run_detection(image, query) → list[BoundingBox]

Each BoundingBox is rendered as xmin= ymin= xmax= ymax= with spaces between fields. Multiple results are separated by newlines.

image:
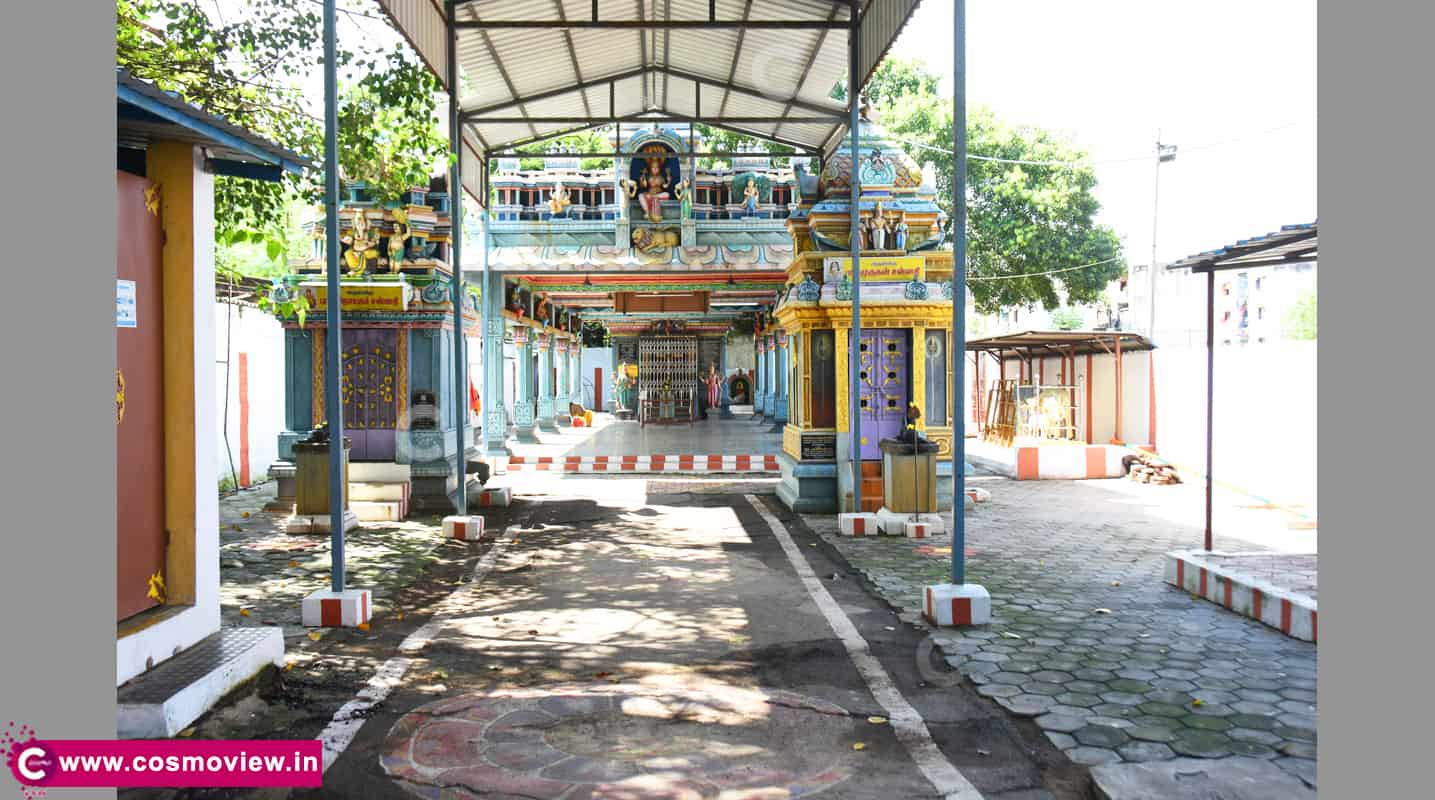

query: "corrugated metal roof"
xmin=377 ymin=0 xmax=922 ymax=159
xmin=967 ymin=330 xmax=1156 ymax=359
xmin=1164 ymin=222 xmax=1317 ymax=273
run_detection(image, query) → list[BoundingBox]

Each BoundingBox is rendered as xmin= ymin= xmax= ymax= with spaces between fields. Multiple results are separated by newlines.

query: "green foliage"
xmin=838 ymin=58 xmax=1126 ymax=314
xmin=1050 ymin=307 xmax=1085 ymax=330
xmin=119 ymin=0 xmax=451 ymax=275
xmin=695 ymin=125 xmax=794 ymax=170
xmin=1282 ymin=289 xmax=1317 ymax=340
xmin=511 ymin=128 xmax=614 ymax=172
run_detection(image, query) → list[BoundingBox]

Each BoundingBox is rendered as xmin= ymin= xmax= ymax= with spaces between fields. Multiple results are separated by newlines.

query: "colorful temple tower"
xmin=267 ymin=177 xmax=481 ymax=518
xmin=774 ymin=113 xmax=965 ymax=513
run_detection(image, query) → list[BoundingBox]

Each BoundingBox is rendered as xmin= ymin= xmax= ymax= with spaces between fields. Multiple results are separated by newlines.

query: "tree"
xmin=835 ymin=58 xmax=1126 ymax=315
xmin=1282 ymin=289 xmax=1317 ymax=340
xmin=1050 ymin=307 xmax=1085 ymax=331
xmin=118 ymin=0 xmax=448 ymax=273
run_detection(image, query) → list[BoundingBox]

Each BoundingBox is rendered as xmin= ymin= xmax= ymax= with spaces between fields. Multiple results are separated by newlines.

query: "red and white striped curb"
xmin=301 ymin=588 xmax=371 ymax=628
xmin=504 ymin=454 xmax=780 ymax=474
xmin=1165 ymin=550 xmax=1318 ymax=643
xmin=475 ymin=487 xmax=512 ymax=507
xmin=904 ymin=520 xmax=934 ymax=539
xmin=923 ymin=583 xmax=992 ymax=627
xmin=442 ymin=516 xmax=485 ymax=541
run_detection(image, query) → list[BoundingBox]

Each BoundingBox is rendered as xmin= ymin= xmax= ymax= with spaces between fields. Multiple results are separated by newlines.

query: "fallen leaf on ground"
xmin=241 ymin=511 xmax=251 ymax=519
xmin=288 ymin=560 xmax=300 ymax=568
xmin=1192 ymin=699 xmax=1204 ymax=707
xmin=307 ymin=631 xmax=323 ymax=641
xmin=179 ymin=728 xmax=195 ymax=738
xmin=852 ymin=743 xmax=867 ymax=751
xmin=397 ymin=612 xmax=405 ymax=621
xmin=431 ymin=668 xmax=449 ymax=680
xmin=358 ymin=623 xmax=370 ymax=631
xmin=867 ymin=716 xmax=888 ymax=724
xmin=239 ymin=608 xmax=251 ymax=617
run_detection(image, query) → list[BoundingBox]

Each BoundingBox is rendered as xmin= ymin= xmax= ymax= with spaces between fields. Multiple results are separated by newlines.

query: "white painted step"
xmin=349 ymin=462 xmax=411 ymax=483
xmin=350 ymin=481 xmax=408 ymax=502
xmin=118 ymin=627 xmax=284 ymax=738
xmin=352 ymin=500 xmax=405 ymax=522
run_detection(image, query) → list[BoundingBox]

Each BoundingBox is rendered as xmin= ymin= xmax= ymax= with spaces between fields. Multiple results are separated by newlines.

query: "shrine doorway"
xmin=340 ymin=328 xmax=399 ymax=461
xmin=856 ymin=329 xmax=911 ymax=461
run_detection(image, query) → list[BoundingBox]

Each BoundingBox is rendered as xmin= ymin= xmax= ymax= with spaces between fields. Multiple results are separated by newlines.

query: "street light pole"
xmin=1148 ymin=134 xmax=1176 ymax=339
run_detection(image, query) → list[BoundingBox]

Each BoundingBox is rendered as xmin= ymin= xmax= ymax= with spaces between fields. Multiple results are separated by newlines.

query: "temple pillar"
xmin=513 ymin=326 xmax=537 ymax=441
xmin=764 ymin=334 xmax=778 ymax=420
xmin=754 ymin=338 xmax=766 ymax=415
xmin=569 ymin=341 xmax=582 ymax=407
xmin=481 ymin=271 xmax=509 ymax=456
xmin=554 ymin=339 xmax=571 ymax=424
xmin=773 ymin=331 xmax=790 ymax=425
xmin=536 ymin=332 xmax=558 ymax=432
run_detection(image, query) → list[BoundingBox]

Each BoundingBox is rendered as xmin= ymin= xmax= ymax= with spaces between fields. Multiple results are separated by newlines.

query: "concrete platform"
xmin=967 ymin=438 xmax=1128 ymax=480
xmin=1166 ymin=549 xmax=1318 ymax=642
xmin=117 ymin=627 xmax=283 ymax=738
xmin=1091 ymin=757 xmax=1314 ymax=798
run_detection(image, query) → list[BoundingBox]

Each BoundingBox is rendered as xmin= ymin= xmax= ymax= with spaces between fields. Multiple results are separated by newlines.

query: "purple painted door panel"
xmin=857 ymin=329 xmax=909 ymax=460
xmin=341 ymin=328 xmax=398 ymax=461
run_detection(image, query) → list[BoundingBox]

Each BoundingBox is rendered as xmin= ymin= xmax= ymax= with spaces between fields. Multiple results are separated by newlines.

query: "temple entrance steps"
xmin=860 ymin=460 xmax=884 ymax=513
xmin=349 ymin=463 xmax=412 ymax=522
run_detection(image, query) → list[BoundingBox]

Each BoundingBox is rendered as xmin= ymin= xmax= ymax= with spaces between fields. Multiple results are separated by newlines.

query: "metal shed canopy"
xmin=1164 ymin=221 xmax=1317 ymax=273
xmin=377 ymin=0 xmax=922 ymax=198
xmin=966 ymin=330 xmax=1155 ymax=361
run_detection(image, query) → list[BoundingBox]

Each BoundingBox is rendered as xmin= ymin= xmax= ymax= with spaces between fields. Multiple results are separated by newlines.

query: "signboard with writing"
xmin=800 ymin=433 xmax=837 ymax=461
xmin=299 ymin=283 xmax=410 ymax=312
xmin=117 ymin=280 xmax=137 ymax=328
xmin=823 ymin=255 xmax=924 ymax=283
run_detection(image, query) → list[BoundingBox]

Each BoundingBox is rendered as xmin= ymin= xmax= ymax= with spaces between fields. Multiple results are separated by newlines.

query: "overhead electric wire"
xmin=965 ymin=255 xmax=1123 ymax=282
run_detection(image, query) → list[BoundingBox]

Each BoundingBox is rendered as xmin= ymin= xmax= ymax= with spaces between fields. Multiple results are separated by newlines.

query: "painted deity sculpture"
xmin=866 ymin=201 xmax=891 ymax=251
xmin=547 ymin=182 xmax=571 ymax=218
xmin=675 ymin=178 xmax=692 ymax=220
xmin=623 ymin=156 xmax=670 ymax=222
xmin=699 ymin=362 xmax=722 ymax=409
xmin=387 ymin=208 xmax=408 ymax=271
xmin=741 ymin=177 xmax=760 ymax=215
xmin=341 ymin=210 xmax=381 ymax=277
xmin=894 ymin=215 xmax=909 ymax=251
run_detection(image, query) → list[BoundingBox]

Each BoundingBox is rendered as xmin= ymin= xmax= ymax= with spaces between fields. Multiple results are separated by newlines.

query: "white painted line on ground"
xmin=744 ymin=495 xmax=985 ymax=800
xmin=317 ymin=526 xmax=518 ymax=773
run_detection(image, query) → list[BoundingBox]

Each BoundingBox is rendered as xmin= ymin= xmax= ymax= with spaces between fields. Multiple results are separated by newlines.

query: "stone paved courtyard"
xmin=218 ymin=483 xmax=463 ymax=641
xmin=802 ymin=474 xmax=1318 ymax=790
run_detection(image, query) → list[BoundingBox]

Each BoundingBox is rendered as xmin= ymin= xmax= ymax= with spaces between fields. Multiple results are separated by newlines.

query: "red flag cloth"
xmin=469 ymin=378 xmax=481 ymax=416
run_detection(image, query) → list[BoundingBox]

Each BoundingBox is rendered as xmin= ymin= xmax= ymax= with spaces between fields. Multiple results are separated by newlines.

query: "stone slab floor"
xmin=802 ymin=474 xmax=1317 ymax=792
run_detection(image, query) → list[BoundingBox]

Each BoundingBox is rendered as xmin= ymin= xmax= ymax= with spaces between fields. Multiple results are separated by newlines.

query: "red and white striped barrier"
xmin=923 ymin=583 xmax=992 ymax=627
xmin=968 ymin=440 xmax=1128 ymax=481
xmin=1165 ymin=550 xmax=1318 ymax=643
xmin=301 ymin=588 xmax=372 ymax=628
xmin=838 ymin=513 xmax=878 ymax=537
xmin=505 ymin=454 xmax=780 ymax=474
xmin=475 ymin=487 xmax=512 ymax=507
xmin=904 ymin=520 xmax=934 ymax=539
xmin=442 ymin=516 xmax=484 ymax=541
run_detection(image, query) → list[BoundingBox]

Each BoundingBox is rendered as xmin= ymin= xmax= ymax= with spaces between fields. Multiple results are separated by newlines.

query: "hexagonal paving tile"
xmin=1055 ymin=692 xmax=1102 ymax=708
xmin=976 ymin=683 xmax=1022 ymax=699
xmin=1126 ymin=725 xmax=1180 ymax=743
xmin=1150 ymin=678 xmax=1198 ymax=693
xmin=1182 ymin=715 xmax=1233 ymax=732
xmin=1044 ymin=731 xmax=1076 ymax=750
xmin=1230 ymin=701 xmax=1280 ymax=716
xmin=1235 ymin=689 xmax=1283 ymax=704
xmin=1227 ymin=740 xmax=1278 ymax=759
xmin=1228 ymin=713 xmax=1280 ymax=731
xmin=1074 ymin=725 xmax=1130 ymax=748
xmin=1097 ymin=692 xmax=1146 ymax=708
xmin=1279 ymin=741 xmax=1318 ymax=760
xmin=1117 ymin=741 xmax=1176 ymax=762
xmin=1000 ymin=694 xmax=1057 ymax=716
xmin=1065 ymin=680 xmax=1108 ymax=694
xmin=1170 ymin=730 xmax=1233 ymax=758
xmin=1137 ymin=702 xmax=1188 ymax=718
xmin=1066 ymin=746 xmax=1122 ymax=766
xmin=1155 ymin=668 xmax=1200 ymax=681
xmin=1035 ymin=714 xmax=1088 ymax=734
xmin=1073 ymin=668 xmax=1117 ymax=682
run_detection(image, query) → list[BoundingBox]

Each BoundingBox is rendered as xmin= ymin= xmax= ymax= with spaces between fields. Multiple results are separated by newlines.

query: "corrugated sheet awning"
xmin=1164 ymin=222 xmax=1317 ymax=273
xmin=377 ymin=0 xmax=921 ymax=168
xmin=966 ymin=330 xmax=1155 ymax=360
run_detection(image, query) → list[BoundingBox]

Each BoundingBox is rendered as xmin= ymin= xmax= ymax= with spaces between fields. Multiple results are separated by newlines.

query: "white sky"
xmin=893 ymin=0 xmax=1317 ymax=266
xmin=277 ymin=0 xmax=1317 ymax=268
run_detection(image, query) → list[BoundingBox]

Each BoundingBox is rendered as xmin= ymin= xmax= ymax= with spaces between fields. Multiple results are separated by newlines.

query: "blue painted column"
xmin=764 ymin=334 xmax=778 ymax=419
xmin=757 ymin=334 xmax=769 ymax=413
xmin=554 ymin=339 xmax=571 ymax=423
xmin=774 ymin=332 xmax=790 ymax=424
xmin=536 ymin=332 xmax=557 ymax=431
xmin=481 ymin=231 xmax=508 ymax=456
xmin=513 ymin=326 xmax=536 ymax=440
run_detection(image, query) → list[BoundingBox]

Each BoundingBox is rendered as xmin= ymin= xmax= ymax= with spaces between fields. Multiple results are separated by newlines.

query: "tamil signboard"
xmin=823 ymin=255 xmax=924 ymax=283
xmin=298 ymin=282 xmax=411 ymax=312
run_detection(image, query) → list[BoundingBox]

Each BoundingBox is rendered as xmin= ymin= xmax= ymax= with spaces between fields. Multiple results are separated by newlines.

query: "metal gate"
xmin=857 ymin=329 xmax=909 ymax=460
xmin=340 ymin=328 xmax=398 ymax=461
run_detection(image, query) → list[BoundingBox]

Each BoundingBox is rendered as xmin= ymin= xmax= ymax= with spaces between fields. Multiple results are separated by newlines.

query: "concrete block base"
xmin=443 ymin=515 xmax=485 ymax=541
xmin=838 ymin=512 xmax=879 ymax=537
xmin=923 ymin=583 xmax=992 ymax=627
xmin=876 ymin=507 xmax=946 ymax=536
xmin=283 ymin=510 xmax=359 ymax=535
xmin=904 ymin=520 xmax=936 ymax=539
xmin=301 ymin=588 xmax=372 ymax=628
xmin=476 ymin=486 xmax=512 ymax=507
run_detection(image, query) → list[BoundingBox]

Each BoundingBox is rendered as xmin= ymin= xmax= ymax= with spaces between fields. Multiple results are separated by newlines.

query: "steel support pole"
xmin=1204 ymin=268 xmax=1215 ymax=551
xmin=323 ymin=0 xmax=345 ymax=592
xmin=448 ymin=1 xmax=468 ymax=515
xmin=951 ymin=0 xmax=968 ymax=585
xmin=848 ymin=1 xmax=863 ymax=512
